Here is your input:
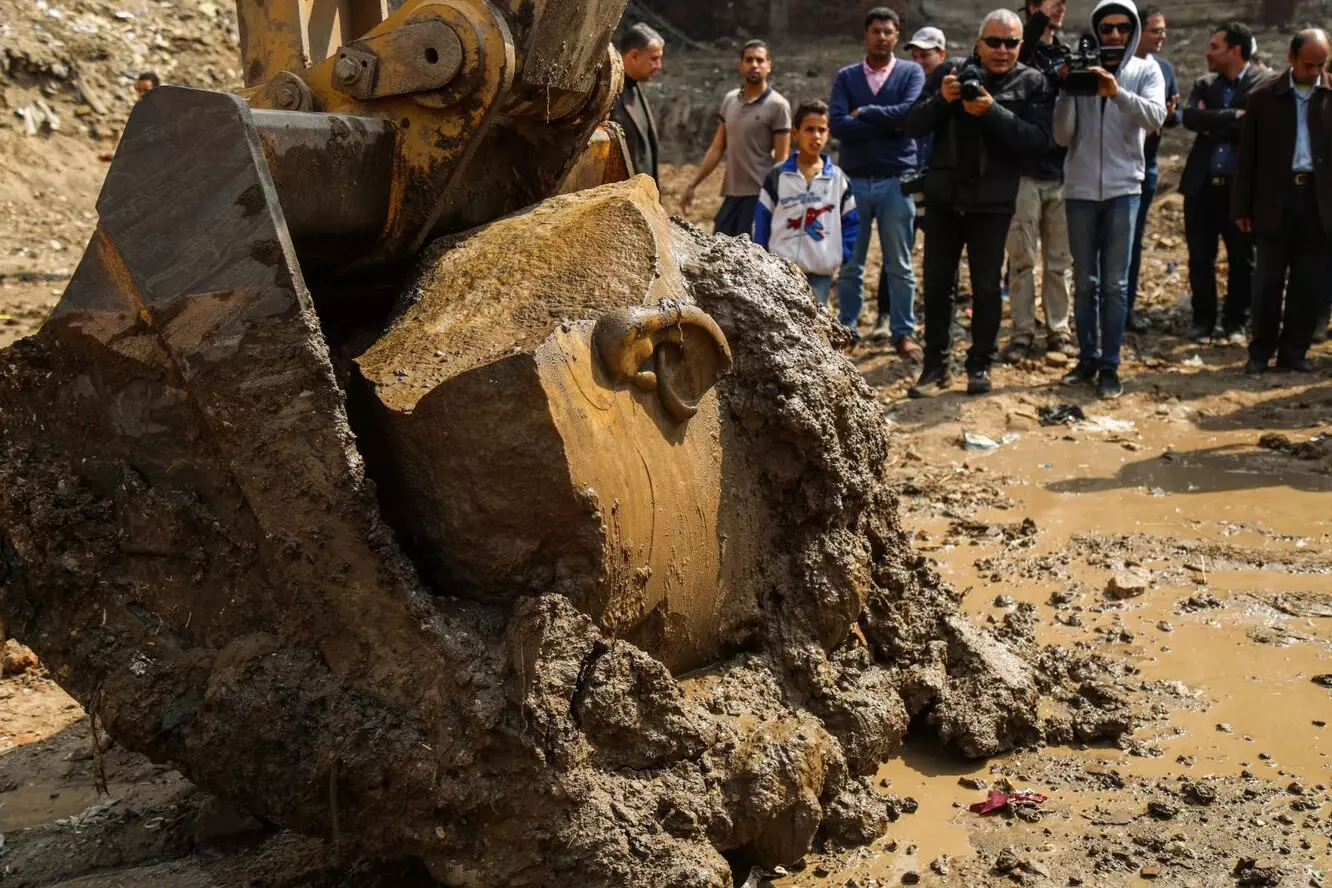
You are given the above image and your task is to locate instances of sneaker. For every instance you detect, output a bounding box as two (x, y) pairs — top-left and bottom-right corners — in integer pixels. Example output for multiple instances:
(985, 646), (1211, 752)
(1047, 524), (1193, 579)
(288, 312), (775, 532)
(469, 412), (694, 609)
(1061, 365), (1097, 387)
(1097, 370), (1124, 400)
(1047, 332), (1079, 357)
(868, 315), (892, 343)
(893, 335), (924, 361)
(908, 365), (953, 399)
(1221, 327), (1247, 346)
(1002, 338), (1032, 364)
(1185, 325), (1212, 344)
(1244, 358), (1268, 375)
(967, 369), (993, 395)
(1126, 314), (1150, 334)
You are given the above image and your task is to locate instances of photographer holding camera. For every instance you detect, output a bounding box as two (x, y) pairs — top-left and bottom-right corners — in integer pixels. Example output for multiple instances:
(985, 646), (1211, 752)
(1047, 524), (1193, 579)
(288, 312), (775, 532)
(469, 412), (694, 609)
(1054, 1), (1166, 399)
(904, 9), (1054, 397)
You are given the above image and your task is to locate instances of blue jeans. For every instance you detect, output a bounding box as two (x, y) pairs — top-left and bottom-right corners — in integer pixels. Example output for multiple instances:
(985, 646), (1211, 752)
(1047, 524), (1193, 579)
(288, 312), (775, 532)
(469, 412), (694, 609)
(1066, 195), (1140, 373)
(836, 177), (916, 339)
(1126, 163), (1158, 323)
(806, 273), (833, 305)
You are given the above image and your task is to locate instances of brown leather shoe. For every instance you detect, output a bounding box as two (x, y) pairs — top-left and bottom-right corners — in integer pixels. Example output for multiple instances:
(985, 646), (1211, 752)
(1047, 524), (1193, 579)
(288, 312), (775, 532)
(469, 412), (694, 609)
(894, 336), (924, 360)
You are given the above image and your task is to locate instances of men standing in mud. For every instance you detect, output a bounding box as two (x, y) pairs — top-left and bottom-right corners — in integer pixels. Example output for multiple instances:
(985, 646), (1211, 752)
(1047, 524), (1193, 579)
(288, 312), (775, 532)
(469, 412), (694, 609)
(829, 8), (925, 349)
(1233, 28), (1332, 374)
(681, 41), (793, 238)
(611, 24), (665, 187)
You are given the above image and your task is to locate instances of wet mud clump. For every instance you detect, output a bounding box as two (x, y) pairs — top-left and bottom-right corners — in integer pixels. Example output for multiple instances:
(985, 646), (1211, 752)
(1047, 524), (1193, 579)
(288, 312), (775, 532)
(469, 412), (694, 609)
(0, 178), (1130, 886)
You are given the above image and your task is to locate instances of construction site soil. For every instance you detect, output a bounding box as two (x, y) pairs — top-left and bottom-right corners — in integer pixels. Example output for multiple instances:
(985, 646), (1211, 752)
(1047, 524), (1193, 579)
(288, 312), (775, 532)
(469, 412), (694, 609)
(3, 10), (1332, 888)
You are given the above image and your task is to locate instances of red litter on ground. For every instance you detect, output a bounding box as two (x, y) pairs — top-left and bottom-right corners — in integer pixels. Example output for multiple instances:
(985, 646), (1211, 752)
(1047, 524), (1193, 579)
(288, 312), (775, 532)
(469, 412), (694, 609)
(969, 789), (1049, 815)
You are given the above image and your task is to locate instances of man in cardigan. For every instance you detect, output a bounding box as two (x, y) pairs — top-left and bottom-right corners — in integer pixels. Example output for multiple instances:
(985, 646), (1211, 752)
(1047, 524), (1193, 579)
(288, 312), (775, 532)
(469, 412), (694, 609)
(829, 7), (926, 350)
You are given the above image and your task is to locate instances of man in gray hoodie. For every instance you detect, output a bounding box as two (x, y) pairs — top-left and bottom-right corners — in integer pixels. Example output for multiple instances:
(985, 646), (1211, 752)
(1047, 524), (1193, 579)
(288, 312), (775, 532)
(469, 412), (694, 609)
(1054, 0), (1166, 399)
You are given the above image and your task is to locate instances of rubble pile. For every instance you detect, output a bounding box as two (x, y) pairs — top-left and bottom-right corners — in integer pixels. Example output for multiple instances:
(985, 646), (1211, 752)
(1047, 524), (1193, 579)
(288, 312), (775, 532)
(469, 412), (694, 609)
(1, 0), (242, 282)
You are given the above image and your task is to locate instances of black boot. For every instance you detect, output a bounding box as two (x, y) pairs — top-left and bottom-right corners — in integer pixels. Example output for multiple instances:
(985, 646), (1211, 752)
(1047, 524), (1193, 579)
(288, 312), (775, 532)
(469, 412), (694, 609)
(908, 364), (953, 399)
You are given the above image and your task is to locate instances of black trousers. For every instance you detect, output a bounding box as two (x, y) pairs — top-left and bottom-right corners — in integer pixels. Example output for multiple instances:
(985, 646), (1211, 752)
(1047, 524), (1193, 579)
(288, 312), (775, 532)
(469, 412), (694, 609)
(1249, 182), (1328, 364)
(714, 195), (759, 238)
(1184, 178), (1254, 333)
(922, 207), (1011, 373)
(879, 214), (960, 317)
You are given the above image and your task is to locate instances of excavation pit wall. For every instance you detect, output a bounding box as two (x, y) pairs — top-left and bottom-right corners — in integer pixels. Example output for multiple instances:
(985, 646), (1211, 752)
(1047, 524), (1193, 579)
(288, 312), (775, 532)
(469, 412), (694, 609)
(0, 175), (1132, 887)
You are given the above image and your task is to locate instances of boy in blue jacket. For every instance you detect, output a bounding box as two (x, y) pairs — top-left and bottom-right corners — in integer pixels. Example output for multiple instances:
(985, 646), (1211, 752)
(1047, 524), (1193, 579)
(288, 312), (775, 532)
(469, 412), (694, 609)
(753, 101), (859, 306)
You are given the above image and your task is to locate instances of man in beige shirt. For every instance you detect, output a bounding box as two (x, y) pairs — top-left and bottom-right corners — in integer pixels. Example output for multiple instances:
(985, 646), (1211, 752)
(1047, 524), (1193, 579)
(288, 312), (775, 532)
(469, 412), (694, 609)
(682, 40), (792, 237)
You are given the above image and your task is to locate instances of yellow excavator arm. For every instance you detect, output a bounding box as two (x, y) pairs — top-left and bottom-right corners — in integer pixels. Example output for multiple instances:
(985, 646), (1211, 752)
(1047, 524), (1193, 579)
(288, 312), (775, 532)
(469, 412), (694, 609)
(218, 0), (629, 270)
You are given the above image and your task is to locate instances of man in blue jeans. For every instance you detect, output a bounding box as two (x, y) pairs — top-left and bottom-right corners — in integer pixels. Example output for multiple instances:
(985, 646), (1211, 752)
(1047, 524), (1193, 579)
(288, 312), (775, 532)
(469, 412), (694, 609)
(829, 7), (925, 353)
(1053, 0), (1166, 398)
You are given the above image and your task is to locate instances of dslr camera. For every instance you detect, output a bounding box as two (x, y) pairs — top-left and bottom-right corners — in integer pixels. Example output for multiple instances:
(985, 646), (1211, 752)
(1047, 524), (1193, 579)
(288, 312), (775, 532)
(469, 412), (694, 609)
(955, 61), (987, 102)
(1049, 34), (1125, 96)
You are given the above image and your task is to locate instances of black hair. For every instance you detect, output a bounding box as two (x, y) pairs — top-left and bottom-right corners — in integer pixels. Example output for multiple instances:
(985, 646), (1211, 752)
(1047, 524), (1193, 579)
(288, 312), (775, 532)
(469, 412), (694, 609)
(741, 39), (770, 60)
(1138, 5), (1164, 23)
(865, 7), (900, 31)
(1215, 21), (1254, 60)
(1290, 29), (1329, 57)
(793, 99), (829, 130)
(136, 71), (160, 86)
(619, 23), (664, 54)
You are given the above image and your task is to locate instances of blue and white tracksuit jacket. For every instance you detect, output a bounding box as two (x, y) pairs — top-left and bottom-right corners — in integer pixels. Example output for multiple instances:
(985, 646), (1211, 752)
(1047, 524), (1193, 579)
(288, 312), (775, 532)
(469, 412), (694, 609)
(752, 155), (859, 277)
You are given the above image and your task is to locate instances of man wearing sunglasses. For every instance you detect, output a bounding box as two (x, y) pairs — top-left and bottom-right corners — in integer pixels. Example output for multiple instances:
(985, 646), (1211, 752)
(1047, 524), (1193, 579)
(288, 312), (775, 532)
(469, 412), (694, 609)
(904, 9), (1054, 397)
(1053, 1), (1166, 399)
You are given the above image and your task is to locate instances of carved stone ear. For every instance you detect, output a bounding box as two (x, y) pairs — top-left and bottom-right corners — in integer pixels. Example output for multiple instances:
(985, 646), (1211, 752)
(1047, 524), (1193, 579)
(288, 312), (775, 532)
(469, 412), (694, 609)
(592, 303), (733, 421)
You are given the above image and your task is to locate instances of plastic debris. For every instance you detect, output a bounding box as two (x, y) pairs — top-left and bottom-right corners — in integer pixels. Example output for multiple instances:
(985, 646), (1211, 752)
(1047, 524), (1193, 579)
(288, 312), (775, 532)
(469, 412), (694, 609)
(969, 789), (1049, 816)
(1038, 403), (1087, 426)
(962, 430), (1001, 451)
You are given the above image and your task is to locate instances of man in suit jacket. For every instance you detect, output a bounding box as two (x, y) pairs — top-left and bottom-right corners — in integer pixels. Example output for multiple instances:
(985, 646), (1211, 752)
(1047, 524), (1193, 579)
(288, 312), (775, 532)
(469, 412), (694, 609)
(1233, 28), (1332, 373)
(610, 24), (664, 186)
(1179, 21), (1269, 344)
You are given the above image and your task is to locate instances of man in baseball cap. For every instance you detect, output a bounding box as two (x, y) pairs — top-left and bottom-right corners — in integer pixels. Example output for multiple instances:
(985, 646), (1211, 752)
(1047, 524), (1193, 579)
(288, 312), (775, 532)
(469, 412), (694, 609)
(905, 27), (948, 71)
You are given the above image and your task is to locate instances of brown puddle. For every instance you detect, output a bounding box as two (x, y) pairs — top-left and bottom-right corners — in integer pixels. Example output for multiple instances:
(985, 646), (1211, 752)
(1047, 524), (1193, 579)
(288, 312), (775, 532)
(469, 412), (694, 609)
(775, 382), (1332, 886)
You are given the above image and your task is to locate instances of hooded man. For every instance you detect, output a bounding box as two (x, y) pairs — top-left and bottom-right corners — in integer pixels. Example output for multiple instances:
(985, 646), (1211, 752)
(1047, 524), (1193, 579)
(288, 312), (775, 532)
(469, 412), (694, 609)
(1053, 0), (1166, 399)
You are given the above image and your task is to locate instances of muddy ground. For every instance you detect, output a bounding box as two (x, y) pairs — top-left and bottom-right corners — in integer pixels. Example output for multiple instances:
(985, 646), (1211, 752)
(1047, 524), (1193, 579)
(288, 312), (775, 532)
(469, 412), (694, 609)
(4, 22), (1332, 888)
(5, 182), (1331, 884)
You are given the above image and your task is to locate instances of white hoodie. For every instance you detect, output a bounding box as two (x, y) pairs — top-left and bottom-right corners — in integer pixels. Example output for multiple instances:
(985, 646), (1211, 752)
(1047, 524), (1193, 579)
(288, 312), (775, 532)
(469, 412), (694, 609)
(1054, 0), (1167, 201)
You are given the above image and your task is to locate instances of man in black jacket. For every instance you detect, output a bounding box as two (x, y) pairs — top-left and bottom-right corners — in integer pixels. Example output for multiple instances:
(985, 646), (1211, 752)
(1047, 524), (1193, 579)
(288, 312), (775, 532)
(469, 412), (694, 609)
(905, 9), (1055, 397)
(610, 24), (665, 186)
(1179, 21), (1269, 343)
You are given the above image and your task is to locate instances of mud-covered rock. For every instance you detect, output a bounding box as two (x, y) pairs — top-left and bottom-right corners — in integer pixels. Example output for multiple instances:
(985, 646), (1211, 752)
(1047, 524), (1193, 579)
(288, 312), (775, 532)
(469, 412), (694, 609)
(821, 777), (892, 846)
(2, 639), (39, 676)
(930, 616), (1041, 757)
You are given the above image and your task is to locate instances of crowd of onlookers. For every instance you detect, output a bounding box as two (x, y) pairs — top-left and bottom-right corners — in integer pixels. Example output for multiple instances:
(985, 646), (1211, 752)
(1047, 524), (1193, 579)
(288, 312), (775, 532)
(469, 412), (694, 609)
(612, 4), (1332, 401)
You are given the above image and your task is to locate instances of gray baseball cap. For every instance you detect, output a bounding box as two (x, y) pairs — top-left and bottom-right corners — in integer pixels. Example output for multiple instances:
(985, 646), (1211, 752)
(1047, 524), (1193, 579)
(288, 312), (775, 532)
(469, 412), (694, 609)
(905, 26), (947, 51)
